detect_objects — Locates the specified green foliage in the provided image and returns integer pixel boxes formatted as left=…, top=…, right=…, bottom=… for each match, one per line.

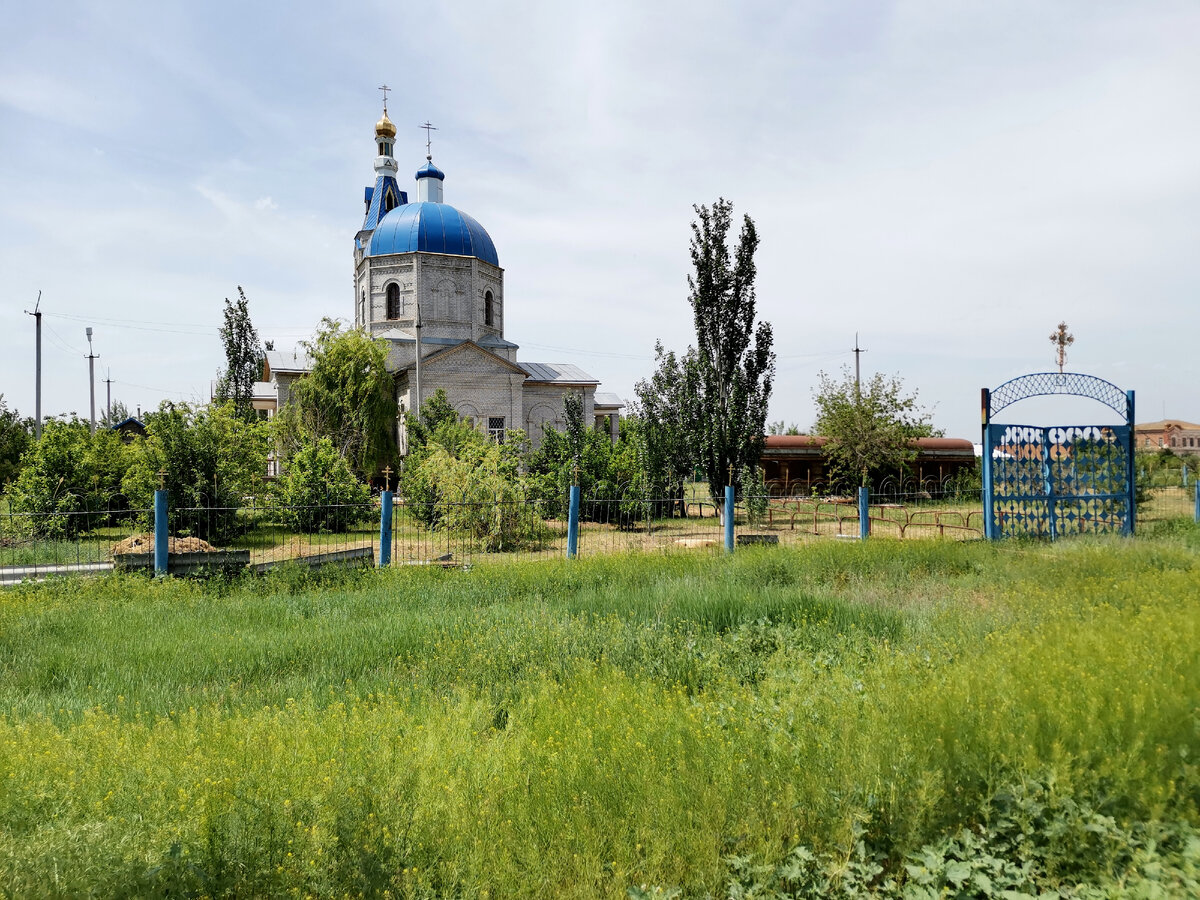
left=527, top=392, right=649, bottom=524
left=739, top=464, right=768, bottom=525
left=6, top=417, right=129, bottom=535
left=213, top=286, right=263, bottom=422
left=123, top=401, right=268, bottom=542
left=634, top=342, right=699, bottom=504
left=273, top=438, right=370, bottom=532
left=0, top=394, right=32, bottom=488
left=98, top=399, right=132, bottom=429
left=813, top=367, right=940, bottom=488
left=688, top=198, right=775, bottom=504
left=420, top=438, right=547, bottom=551
left=398, top=390, right=542, bottom=549
left=274, top=319, right=397, bottom=477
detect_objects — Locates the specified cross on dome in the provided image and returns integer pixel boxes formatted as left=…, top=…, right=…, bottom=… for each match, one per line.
left=420, top=121, right=437, bottom=160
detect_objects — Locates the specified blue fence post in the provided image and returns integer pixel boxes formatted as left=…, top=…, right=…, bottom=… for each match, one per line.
left=858, top=486, right=870, bottom=540
left=567, top=485, right=580, bottom=558
left=724, top=485, right=734, bottom=552
left=153, top=488, right=168, bottom=577
left=378, top=490, right=393, bottom=567
left=1195, top=483, right=1199, bottom=524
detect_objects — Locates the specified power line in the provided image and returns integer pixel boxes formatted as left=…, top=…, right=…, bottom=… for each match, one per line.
left=113, top=379, right=201, bottom=399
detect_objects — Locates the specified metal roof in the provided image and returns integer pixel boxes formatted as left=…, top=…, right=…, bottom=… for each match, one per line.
left=593, top=392, right=625, bottom=409
left=265, top=349, right=313, bottom=376
left=521, top=362, right=599, bottom=385
left=415, top=161, right=445, bottom=181
left=367, top=202, right=499, bottom=266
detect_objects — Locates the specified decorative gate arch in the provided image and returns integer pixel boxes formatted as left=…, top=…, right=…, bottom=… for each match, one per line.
left=982, top=372, right=1135, bottom=539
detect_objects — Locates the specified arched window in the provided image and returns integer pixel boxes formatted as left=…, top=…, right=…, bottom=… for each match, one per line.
left=360, top=289, right=366, bottom=324
left=484, top=290, right=494, bottom=327
left=386, top=283, right=400, bottom=319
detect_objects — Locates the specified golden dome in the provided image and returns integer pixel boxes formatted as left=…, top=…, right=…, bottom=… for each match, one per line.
left=375, top=110, right=397, bottom=139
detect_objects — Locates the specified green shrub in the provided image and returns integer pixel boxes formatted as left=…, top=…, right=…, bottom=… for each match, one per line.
left=6, top=417, right=130, bottom=536
left=273, top=437, right=370, bottom=532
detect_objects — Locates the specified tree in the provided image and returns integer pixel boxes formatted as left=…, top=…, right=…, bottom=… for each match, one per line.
left=633, top=342, right=700, bottom=509
left=687, top=199, right=775, bottom=504
left=100, top=400, right=132, bottom=429
left=274, top=438, right=370, bottom=532
left=214, top=286, right=263, bottom=421
left=526, top=391, right=645, bottom=523
left=7, top=417, right=129, bottom=536
left=812, top=367, right=940, bottom=488
left=273, top=319, right=397, bottom=478
left=123, top=401, right=269, bottom=541
left=768, top=421, right=802, bottom=436
left=0, top=395, right=32, bottom=489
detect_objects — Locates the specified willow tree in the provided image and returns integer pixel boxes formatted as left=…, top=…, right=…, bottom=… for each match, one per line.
left=688, top=199, right=775, bottom=504
left=274, top=319, right=397, bottom=478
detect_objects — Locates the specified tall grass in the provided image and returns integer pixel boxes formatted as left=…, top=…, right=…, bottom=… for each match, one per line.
left=0, top=530, right=1197, bottom=896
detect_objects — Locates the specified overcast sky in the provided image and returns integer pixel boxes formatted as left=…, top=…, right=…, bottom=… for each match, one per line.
left=2, top=1, right=1198, bottom=439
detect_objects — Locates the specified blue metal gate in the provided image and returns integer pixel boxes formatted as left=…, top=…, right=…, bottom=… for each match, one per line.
left=982, top=373, right=1135, bottom=540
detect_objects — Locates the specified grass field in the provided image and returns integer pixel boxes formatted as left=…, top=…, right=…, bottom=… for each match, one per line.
left=1, top=523, right=1198, bottom=896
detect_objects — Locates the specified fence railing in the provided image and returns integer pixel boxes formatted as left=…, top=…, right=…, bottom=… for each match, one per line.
left=3, top=480, right=1198, bottom=583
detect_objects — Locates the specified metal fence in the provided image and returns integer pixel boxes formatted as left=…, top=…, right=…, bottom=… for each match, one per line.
left=3, top=478, right=1198, bottom=584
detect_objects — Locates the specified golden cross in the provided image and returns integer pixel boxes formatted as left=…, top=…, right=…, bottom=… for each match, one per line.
left=1049, top=321, right=1074, bottom=374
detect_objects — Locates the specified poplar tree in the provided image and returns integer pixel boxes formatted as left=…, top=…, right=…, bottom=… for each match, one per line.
left=214, top=286, right=263, bottom=421
left=688, top=199, right=775, bottom=504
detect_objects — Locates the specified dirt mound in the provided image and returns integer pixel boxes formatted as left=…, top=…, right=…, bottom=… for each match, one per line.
left=111, top=534, right=217, bottom=554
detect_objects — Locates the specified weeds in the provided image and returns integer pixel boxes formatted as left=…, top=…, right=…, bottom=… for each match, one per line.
left=0, top=536, right=1197, bottom=896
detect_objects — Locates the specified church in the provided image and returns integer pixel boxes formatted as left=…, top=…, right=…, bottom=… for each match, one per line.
left=265, top=102, right=623, bottom=454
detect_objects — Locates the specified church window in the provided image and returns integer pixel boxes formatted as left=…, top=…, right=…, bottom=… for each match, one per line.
left=384, top=190, right=396, bottom=213
left=484, top=290, right=494, bottom=327
left=488, top=416, right=506, bottom=443
left=386, top=283, right=400, bottom=319
left=360, top=289, right=366, bottom=324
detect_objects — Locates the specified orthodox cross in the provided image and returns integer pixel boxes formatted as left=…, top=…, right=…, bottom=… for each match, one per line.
left=378, top=84, right=391, bottom=113
left=420, top=121, right=437, bottom=160
left=1049, top=321, right=1074, bottom=374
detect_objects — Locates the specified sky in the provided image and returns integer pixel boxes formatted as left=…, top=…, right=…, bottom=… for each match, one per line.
left=2, top=0, right=1198, bottom=440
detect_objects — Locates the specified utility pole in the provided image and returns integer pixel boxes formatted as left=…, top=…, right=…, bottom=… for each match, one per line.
left=86, top=327, right=98, bottom=435
left=24, top=292, right=42, bottom=439
left=414, top=297, right=423, bottom=411
left=104, top=368, right=113, bottom=423
left=853, top=333, right=866, bottom=397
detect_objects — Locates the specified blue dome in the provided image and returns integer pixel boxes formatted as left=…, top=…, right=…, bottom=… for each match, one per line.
left=416, top=161, right=445, bottom=181
left=367, top=202, right=499, bottom=266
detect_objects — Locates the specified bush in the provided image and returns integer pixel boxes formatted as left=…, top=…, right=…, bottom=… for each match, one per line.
left=123, top=401, right=269, bottom=542
left=274, top=438, right=370, bottom=532
left=6, top=418, right=130, bottom=537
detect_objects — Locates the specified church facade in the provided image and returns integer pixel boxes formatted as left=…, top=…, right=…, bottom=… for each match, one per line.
left=268, top=105, right=622, bottom=454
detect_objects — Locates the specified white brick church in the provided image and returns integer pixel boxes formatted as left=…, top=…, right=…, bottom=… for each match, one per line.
left=264, top=103, right=622, bottom=453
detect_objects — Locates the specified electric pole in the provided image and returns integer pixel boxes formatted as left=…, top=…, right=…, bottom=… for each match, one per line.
left=24, top=292, right=42, bottom=439
left=86, top=327, right=98, bottom=435
left=853, top=333, right=866, bottom=397
left=104, top=368, right=113, bottom=423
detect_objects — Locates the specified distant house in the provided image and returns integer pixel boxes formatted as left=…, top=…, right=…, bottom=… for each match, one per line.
left=1134, top=419, right=1200, bottom=456
left=759, top=434, right=977, bottom=494
left=110, top=417, right=147, bottom=443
